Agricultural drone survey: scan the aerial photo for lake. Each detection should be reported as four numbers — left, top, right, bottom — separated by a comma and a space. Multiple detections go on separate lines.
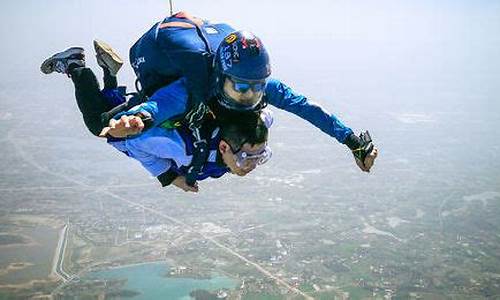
87, 262, 238, 300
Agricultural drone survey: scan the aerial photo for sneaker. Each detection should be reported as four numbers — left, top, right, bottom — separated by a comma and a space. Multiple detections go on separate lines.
40, 47, 85, 74
93, 39, 123, 76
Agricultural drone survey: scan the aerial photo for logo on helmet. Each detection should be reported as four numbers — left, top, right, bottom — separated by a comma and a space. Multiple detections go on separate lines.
231, 43, 240, 63
220, 46, 231, 71
225, 33, 238, 44
220, 43, 241, 71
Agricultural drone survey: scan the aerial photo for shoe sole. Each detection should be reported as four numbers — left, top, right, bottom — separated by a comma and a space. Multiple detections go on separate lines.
40, 47, 84, 74
93, 40, 123, 76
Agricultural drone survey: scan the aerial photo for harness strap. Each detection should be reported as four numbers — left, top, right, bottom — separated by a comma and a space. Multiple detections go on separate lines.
156, 11, 212, 56
183, 116, 217, 186
171, 11, 204, 27
158, 22, 195, 29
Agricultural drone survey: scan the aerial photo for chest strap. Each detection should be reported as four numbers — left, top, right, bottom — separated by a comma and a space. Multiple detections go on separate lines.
179, 117, 218, 186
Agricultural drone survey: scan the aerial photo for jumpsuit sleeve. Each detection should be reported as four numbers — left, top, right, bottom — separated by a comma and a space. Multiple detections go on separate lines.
264, 78, 354, 144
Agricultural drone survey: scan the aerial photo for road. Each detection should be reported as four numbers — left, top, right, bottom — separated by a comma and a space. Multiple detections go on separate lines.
51, 224, 71, 282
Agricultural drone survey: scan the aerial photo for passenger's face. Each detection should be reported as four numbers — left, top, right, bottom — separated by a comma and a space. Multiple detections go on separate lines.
222, 78, 265, 108
219, 141, 266, 176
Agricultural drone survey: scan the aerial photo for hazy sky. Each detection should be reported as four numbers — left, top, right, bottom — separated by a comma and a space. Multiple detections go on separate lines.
1, 0, 499, 188
1, 0, 499, 112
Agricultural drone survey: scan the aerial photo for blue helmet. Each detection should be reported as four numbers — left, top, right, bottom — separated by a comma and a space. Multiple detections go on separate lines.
214, 31, 271, 111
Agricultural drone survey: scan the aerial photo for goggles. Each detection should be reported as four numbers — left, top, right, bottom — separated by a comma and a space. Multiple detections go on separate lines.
233, 143, 272, 168
217, 76, 267, 111
229, 77, 267, 94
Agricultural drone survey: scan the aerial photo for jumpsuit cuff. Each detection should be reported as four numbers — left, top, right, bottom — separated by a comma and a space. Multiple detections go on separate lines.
343, 133, 364, 151
157, 169, 180, 187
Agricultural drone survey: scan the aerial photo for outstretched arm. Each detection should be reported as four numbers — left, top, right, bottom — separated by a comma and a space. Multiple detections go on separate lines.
265, 79, 354, 143
265, 78, 378, 171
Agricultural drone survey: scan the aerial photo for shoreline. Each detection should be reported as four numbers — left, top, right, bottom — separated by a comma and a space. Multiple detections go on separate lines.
0, 278, 54, 290
0, 262, 34, 277
87, 261, 239, 283
90, 260, 167, 272
0, 233, 36, 249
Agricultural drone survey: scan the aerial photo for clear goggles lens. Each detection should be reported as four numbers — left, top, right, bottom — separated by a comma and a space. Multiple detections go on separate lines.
235, 144, 272, 168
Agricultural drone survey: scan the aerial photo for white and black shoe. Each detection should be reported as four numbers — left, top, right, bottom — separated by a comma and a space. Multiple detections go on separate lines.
40, 47, 85, 75
93, 39, 123, 76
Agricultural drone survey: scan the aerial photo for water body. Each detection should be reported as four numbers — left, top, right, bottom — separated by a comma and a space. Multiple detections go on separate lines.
87, 262, 238, 300
0, 225, 59, 285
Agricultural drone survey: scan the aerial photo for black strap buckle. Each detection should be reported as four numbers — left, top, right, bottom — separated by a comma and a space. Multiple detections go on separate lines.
193, 139, 208, 149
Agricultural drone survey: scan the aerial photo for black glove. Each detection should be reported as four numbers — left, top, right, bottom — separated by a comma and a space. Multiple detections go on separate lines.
351, 131, 374, 164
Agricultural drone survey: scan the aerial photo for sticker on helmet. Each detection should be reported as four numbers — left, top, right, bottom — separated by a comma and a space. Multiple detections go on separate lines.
241, 37, 261, 54
225, 33, 238, 44
205, 27, 218, 34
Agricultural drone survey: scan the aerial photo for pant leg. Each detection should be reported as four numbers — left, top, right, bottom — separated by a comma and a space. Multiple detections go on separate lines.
102, 67, 118, 90
69, 67, 113, 136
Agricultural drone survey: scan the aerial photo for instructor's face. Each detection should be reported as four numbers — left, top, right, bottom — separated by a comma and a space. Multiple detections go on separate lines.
223, 78, 265, 108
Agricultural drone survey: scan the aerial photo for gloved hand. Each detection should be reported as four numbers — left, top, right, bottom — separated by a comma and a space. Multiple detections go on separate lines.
352, 131, 378, 172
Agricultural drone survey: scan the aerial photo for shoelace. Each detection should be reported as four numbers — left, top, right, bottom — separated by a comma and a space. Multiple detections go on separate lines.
54, 61, 67, 73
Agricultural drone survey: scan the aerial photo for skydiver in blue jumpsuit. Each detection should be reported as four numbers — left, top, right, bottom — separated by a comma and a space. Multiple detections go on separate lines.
41, 12, 377, 189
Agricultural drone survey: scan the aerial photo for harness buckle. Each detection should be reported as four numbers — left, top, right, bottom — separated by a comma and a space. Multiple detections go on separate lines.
193, 139, 208, 152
